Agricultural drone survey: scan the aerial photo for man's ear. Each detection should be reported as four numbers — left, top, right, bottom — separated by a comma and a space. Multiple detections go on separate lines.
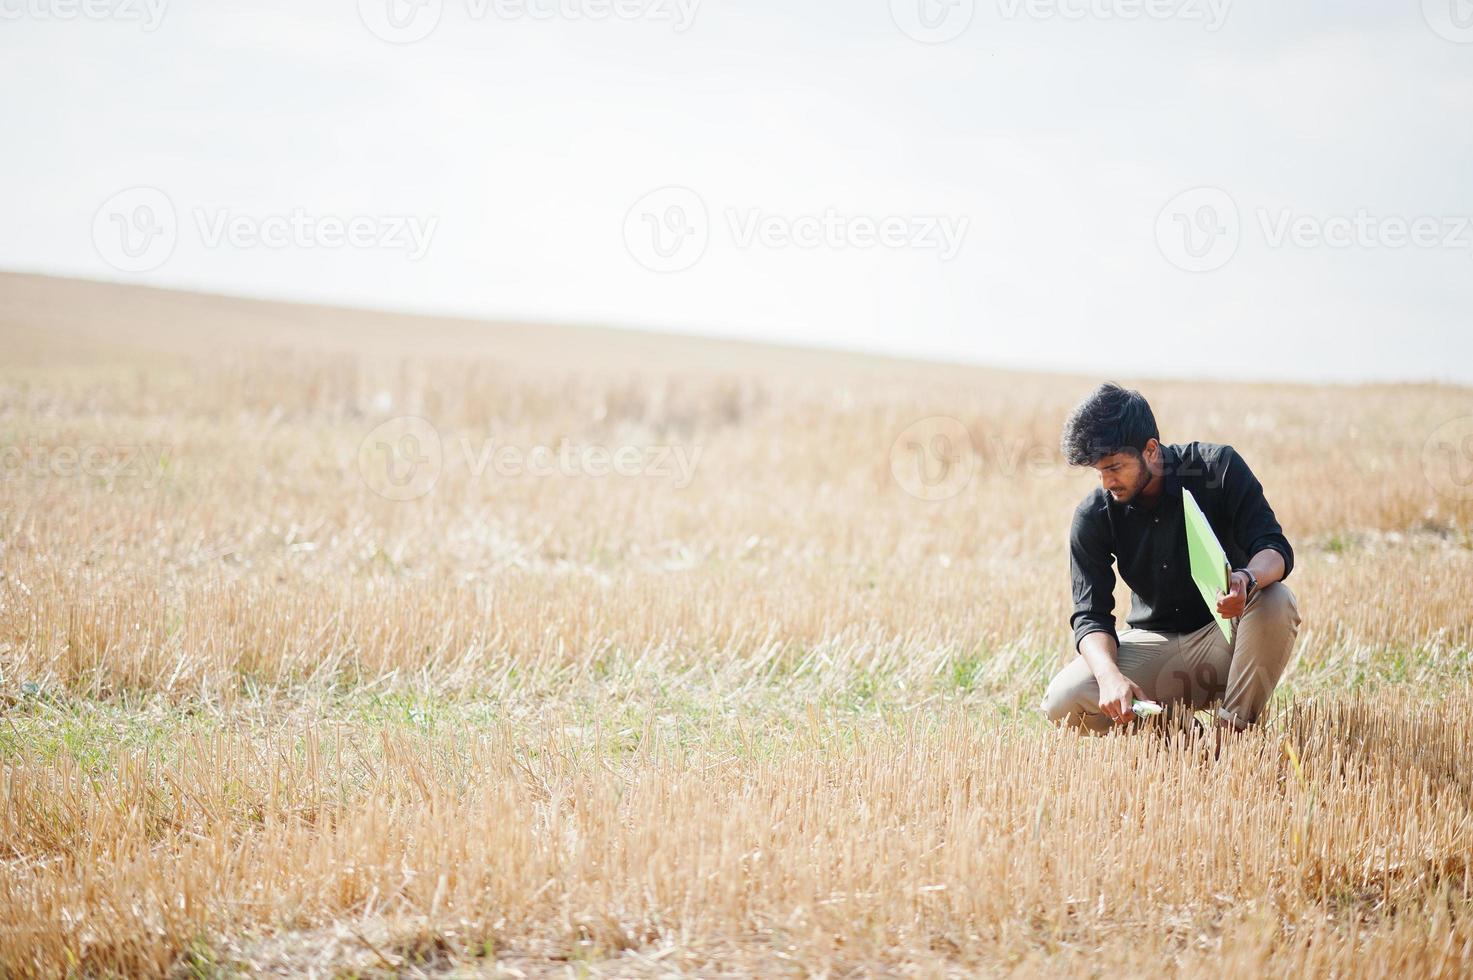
1144, 438, 1161, 470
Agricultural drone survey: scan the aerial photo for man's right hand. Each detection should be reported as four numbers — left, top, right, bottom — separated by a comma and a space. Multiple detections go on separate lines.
1097, 672, 1147, 725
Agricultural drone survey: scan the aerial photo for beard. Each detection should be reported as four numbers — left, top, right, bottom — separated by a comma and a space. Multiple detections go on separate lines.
1110, 465, 1152, 504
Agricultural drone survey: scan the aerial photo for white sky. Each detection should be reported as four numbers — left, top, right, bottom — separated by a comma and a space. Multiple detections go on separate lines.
3, 0, 1471, 383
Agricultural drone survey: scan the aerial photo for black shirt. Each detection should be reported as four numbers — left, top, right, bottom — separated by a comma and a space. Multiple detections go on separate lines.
1068, 441, 1294, 653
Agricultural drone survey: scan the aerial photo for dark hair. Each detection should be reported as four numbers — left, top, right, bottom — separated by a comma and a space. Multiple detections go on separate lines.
1060, 382, 1159, 466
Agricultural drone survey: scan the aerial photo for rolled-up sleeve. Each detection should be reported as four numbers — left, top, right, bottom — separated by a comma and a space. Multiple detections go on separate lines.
1069, 498, 1117, 654
1217, 446, 1295, 581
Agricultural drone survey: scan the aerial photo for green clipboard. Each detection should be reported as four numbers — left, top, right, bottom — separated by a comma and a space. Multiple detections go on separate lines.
1183, 488, 1233, 643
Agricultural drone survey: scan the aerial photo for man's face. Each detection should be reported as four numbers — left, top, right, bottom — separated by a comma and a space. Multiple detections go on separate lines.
1092, 443, 1156, 504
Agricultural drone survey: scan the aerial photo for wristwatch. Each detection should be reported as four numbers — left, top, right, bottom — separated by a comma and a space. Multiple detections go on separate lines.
1234, 568, 1258, 599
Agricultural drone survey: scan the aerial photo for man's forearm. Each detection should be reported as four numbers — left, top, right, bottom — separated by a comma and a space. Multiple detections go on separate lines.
1244, 548, 1286, 589
1077, 630, 1123, 683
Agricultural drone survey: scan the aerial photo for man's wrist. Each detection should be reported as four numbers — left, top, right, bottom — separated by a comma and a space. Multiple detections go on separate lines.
1233, 568, 1257, 597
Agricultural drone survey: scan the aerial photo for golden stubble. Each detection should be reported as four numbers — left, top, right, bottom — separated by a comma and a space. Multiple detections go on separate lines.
1, 273, 1470, 976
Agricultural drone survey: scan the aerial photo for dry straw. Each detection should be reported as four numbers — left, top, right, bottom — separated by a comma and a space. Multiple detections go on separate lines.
1, 273, 1471, 975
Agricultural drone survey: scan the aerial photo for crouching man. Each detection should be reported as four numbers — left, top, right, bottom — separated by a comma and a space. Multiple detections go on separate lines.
1042, 383, 1303, 734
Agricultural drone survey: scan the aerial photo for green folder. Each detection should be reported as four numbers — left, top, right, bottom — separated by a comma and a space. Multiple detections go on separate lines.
1183, 488, 1234, 643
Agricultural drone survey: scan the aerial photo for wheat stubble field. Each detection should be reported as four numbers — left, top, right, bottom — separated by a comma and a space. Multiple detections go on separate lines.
2, 271, 1472, 978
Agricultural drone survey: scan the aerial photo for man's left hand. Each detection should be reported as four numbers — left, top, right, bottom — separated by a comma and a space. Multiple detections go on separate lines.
1215, 571, 1250, 618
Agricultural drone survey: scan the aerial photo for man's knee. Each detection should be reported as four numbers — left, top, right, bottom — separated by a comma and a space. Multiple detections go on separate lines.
1250, 581, 1301, 631
1040, 675, 1071, 723
1223, 582, 1302, 727
1041, 666, 1093, 725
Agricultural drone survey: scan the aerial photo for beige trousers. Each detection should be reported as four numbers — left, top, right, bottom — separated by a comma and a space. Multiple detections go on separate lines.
1041, 582, 1302, 734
